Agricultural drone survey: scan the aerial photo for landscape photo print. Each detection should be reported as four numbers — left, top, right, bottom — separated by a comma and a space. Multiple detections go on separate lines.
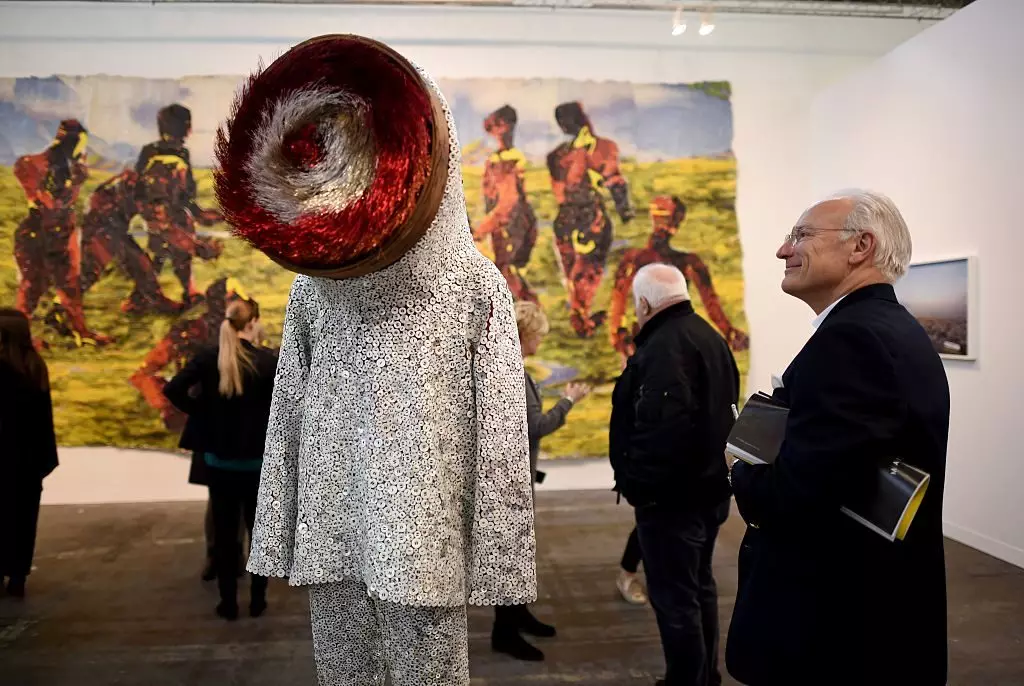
894, 256, 977, 360
0, 73, 749, 458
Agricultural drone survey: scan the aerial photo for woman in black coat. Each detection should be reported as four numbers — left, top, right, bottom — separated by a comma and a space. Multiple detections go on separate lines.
491, 301, 590, 662
163, 299, 277, 620
0, 309, 58, 598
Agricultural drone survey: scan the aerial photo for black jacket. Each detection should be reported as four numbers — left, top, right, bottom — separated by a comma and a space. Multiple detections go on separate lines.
163, 341, 278, 462
727, 284, 950, 686
525, 371, 572, 483
609, 300, 739, 510
0, 362, 58, 483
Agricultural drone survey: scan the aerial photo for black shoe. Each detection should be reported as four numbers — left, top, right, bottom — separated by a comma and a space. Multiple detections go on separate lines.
6, 576, 26, 598
249, 597, 267, 618
518, 608, 556, 638
491, 629, 544, 661
216, 601, 239, 621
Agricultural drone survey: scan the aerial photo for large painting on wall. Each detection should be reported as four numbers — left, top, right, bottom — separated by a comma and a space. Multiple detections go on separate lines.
0, 73, 748, 458
894, 256, 978, 360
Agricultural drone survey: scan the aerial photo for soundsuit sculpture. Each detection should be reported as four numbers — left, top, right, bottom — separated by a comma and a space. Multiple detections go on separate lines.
214, 35, 537, 685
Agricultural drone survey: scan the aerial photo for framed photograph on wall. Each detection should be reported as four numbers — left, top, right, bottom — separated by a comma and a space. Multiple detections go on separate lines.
893, 256, 978, 361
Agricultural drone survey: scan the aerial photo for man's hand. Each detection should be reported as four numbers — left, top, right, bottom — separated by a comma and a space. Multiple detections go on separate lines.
564, 381, 592, 404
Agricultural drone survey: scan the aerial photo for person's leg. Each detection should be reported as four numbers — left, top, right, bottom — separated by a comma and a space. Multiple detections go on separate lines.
6, 481, 43, 598
309, 580, 386, 685
202, 487, 216, 581
636, 506, 709, 686
700, 501, 730, 686
383, 597, 470, 686
207, 468, 243, 619
240, 470, 267, 616
618, 526, 648, 605
622, 526, 643, 573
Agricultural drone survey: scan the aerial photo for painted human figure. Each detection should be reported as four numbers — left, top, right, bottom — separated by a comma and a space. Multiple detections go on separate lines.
608, 195, 750, 361
130, 277, 253, 431
546, 101, 635, 338
78, 169, 182, 314
473, 105, 539, 304
135, 104, 223, 306
12, 119, 111, 347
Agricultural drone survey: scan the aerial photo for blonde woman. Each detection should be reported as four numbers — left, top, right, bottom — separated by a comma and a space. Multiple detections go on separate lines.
164, 300, 277, 620
492, 301, 591, 662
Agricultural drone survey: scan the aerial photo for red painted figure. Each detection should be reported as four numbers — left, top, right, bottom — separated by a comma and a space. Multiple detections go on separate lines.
608, 195, 750, 362
130, 277, 253, 431
474, 105, 539, 304
135, 104, 223, 306
13, 120, 112, 347
79, 169, 182, 314
546, 102, 635, 338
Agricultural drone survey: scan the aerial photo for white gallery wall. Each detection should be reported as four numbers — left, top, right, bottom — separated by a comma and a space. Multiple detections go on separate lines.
809, 0, 1024, 567
0, 2, 932, 503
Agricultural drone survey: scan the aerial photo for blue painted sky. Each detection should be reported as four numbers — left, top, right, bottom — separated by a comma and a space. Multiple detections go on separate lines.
1, 75, 733, 166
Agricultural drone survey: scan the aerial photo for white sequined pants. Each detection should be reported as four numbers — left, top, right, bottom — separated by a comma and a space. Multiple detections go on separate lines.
308, 580, 470, 686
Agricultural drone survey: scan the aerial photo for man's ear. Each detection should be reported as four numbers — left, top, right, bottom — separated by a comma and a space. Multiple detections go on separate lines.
848, 230, 877, 268
637, 296, 651, 316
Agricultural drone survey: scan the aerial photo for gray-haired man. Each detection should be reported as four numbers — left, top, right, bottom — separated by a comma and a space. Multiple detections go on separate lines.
609, 263, 740, 686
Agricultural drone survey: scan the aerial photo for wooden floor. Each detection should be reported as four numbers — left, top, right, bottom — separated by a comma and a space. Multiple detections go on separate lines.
1, 491, 1022, 685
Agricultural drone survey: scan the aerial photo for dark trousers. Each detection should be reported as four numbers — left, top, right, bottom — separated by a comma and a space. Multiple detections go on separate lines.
0, 480, 42, 580
636, 501, 729, 686
207, 466, 266, 606
621, 526, 643, 573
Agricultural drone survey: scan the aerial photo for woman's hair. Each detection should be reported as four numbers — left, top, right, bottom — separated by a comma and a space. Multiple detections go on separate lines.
218, 300, 257, 397
514, 301, 549, 341
0, 308, 49, 391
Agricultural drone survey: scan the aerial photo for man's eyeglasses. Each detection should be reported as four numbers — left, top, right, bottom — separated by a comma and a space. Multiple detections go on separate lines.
782, 227, 852, 246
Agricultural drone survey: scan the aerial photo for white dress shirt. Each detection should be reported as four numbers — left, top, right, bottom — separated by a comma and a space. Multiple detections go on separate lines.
811, 294, 847, 331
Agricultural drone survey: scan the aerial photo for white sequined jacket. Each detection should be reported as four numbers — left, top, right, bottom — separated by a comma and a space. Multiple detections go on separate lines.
245, 70, 538, 608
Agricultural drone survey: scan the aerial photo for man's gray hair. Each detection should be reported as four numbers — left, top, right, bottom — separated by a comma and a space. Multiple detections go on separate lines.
828, 188, 913, 282
632, 262, 690, 310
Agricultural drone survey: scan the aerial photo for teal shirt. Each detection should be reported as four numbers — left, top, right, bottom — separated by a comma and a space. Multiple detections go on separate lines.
204, 452, 262, 472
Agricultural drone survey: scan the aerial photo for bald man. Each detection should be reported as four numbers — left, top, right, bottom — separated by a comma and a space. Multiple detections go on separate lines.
609, 262, 739, 686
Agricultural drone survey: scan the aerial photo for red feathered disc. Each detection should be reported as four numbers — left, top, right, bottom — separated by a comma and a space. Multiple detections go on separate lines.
214, 35, 447, 277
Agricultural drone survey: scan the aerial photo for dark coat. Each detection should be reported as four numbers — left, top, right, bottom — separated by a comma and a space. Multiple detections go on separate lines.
163, 341, 278, 463
525, 371, 572, 482
609, 300, 739, 510
727, 283, 950, 686
0, 362, 58, 482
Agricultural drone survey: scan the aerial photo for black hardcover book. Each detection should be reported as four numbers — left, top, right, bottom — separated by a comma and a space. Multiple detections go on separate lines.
725, 393, 789, 465
726, 392, 931, 542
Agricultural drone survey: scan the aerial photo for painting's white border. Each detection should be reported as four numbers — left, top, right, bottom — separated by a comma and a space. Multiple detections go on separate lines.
899, 255, 979, 362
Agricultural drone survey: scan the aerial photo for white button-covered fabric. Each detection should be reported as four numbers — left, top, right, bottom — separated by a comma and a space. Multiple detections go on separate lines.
245, 66, 538, 608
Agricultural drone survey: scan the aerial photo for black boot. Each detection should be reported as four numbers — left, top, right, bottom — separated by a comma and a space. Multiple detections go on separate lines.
249, 574, 268, 617
216, 601, 239, 621
518, 606, 556, 638
491, 627, 544, 662
6, 575, 26, 598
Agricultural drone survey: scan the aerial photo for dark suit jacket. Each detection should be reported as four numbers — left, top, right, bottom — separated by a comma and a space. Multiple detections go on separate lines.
163, 341, 278, 463
726, 284, 950, 686
525, 371, 572, 483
